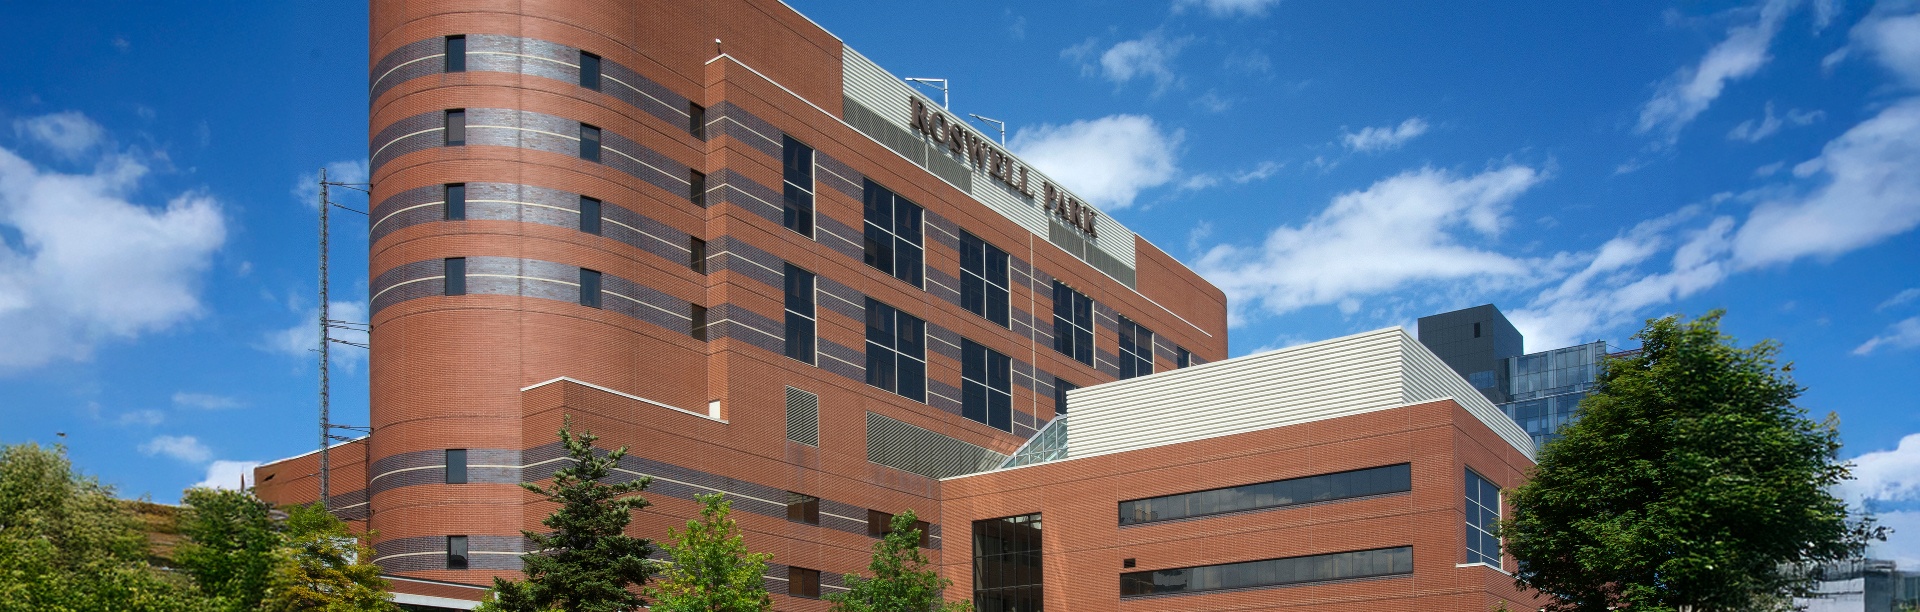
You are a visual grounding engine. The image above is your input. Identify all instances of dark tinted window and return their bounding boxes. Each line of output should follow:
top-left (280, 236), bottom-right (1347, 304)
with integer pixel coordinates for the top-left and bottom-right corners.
top-left (445, 110), bottom-right (466, 146)
top-left (444, 36), bottom-right (466, 72)
top-left (445, 449), bottom-right (467, 484)
top-left (444, 258), bottom-right (466, 296)
top-left (1120, 546), bottom-right (1412, 597)
top-left (959, 231), bottom-right (1010, 327)
top-left (1177, 347), bottom-right (1192, 368)
top-left (446, 536), bottom-right (469, 570)
top-left (781, 136), bottom-right (815, 238)
top-left (1053, 378), bottom-right (1076, 415)
top-left (579, 196), bottom-right (601, 235)
top-left (786, 492), bottom-right (820, 525)
top-left (688, 237), bottom-right (707, 274)
top-left (867, 509), bottom-right (892, 537)
top-left (862, 179), bottom-right (923, 288)
top-left (579, 124), bottom-right (601, 162)
top-left (962, 339), bottom-right (1012, 431)
top-left (972, 513), bottom-right (1042, 611)
top-left (579, 269), bottom-right (602, 308)
top-left (1051, 282), bottom-right (1094, 366)
top-left (688, 103), bottom-right (706, 139)
top-left (690, 305), bottom-right (707, 341)
top-left (789, 567), bottom-right (820, 598)
top-left (689, 170), bottom-right (706, 207)
top-left (783, 264), bottom-right (815, 363)
top-left (444, 184), bottom-right (465, 221)
top-left (1119, 463), bottom-right (1411, 526)
top-left (1117, 316), bottom-right (1154, 380)
top-left (578, 51), bottom-right (600, 90)
top-left (1466, 468), bottom-right (1501, 567)
top-left (865, 299), bottom-right (926, 402)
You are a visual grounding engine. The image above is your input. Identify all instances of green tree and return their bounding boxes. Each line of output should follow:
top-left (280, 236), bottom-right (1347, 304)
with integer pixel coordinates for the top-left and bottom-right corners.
top-left (648, 493), bottom-right (772, 612)
top-left (177, 487), bottom-right (282, 611)
top-left (263, 502), bottom-right (397, 612)
top-left (480, 418), bottom-right (656, 612)
top-left (0, 442), bottom-right (206, 612)
top-left (1502, 312), bottom-right (1878, 611)
top-left (826, 510), bottom-right (970, 612)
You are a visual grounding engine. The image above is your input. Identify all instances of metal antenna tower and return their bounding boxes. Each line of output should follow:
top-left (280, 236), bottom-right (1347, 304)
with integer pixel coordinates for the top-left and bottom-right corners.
top-left (315, 167), bottom-right (371, 513)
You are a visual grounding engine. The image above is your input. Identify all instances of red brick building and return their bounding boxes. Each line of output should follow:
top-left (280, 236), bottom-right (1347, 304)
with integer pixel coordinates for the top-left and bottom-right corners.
top-left (253, 1), bottom-right (1543, 609)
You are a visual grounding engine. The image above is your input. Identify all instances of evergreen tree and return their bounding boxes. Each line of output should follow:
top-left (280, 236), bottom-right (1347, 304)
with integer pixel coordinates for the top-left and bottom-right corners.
top-left (1502, 312), bottom-right (1879, 611)
top-left (264, 502), bottom-right (397, 612)
top-left (826, 510), bottom-right (971, 612)
top-left (177, 487), bottom-right (282, 611)
top-left (648, 493), bottom-right (772, 612)
top-left (480, 418), bottom-right (656, 612)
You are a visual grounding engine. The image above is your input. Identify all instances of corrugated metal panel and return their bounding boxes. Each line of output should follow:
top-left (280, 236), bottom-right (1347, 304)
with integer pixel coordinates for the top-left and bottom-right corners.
top-left (1400, 336), bottom-right (1536, 460)
top-left (785, 386), bottom-right (820, 446)
top-left (865, 412), bottom-right (1007, 479)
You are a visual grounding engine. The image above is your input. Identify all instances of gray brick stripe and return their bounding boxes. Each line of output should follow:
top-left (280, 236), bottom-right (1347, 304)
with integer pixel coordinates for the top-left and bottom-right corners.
top-left (369, 108), bottom-right (692, 204)
top-left (371, 34), bottom-right (692, 131)
top-left (371, 257), bottom-right (699, 339)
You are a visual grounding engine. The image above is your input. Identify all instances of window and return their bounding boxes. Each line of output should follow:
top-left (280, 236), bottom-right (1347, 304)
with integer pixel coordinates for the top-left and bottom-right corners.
top-left (578, 51), bottom-right (601, 90)
top-left (867, 509), bottom-right (893, 537)
top-left (444, 258), bottom-right (466, 296)
top-left (1466, 468), bottom-right (1501, 567)
top-left (688, 103), bottom-right (706, 139)
top-left (1120, 546), bottom-right (1412, 597)
top-left (1053, 378), bottom-right (1076, 415)
top-left (864, 299), bottom-right (926, 402)
top-left (445, 449), bottom-right (467, 484)
top-left (972, 514), bottom-right (1042, 611)
top-left (962, 339), bottom-right (1012, 431)
top-left (688, 237), bottom-right (707, 274)
top-left (446, 536), bottom-right (469, 570)
top-left (959, 231), bottom-right (1010, 327)
top-left (444, 109), bottom-right (466, 146)
top-left (862, 179), bottom-right (923, 288)
top-left (1119, 463), bottom-right (1411, 526)
top-left (783, 264), bottom-right (815, 363)
top-left (1051, 282), bottom-right (1094, 366)
top-left (579, 269), bottom-right (602, 308)
top-left (1474, 322), bottom-right (1482, 338)
top-left (444, 35), bottom-right (465, 72)
top-left (788, 566), bottom-right (821, 598)
top-left (1117, 316), bottom-right (1154, 380)
top-left (579, 196), bottom-right (601, 235)
top-left (1177, 347), bottom-right (1192, 369)
top-left (689, 170), bottom-right (706, 207)
top-left (579, 123), bottom-right (601, 162)
top-left (781, 136), bottom-right (815, 238)
top-left (690, 305), bottom-right (707, 341)
top-left (444, 183), bottom-right (466, 221)
top-left (786, 492), bottom-right (820, 525)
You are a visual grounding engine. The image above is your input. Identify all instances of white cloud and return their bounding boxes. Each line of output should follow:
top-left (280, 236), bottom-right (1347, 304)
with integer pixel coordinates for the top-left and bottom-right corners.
top-left (1011, 115), bottom-right (1182, 210)
top-left (1510, 213), bottom-right (1736, 349)
top-left (1836, 434), bottom-right (1920, 566)
top-left (1174, 0), bottom-right (1282, 17)
top-left (1070, 32), bottom-right (1190, 95)
top-left (1879, 288), bottom-right (1920, 310)
top-left (1194, 164), bottom-right (1550, 322)
top-left (1182, 160), bottom-right (1285, 191)
top-left (1636, 0), bottom-right (1797, 140)
top-left (196, 460), bottom-right (264, 491)
top-left (0, 117), bottom-right (227, 370)
top-left (140, 435), bottom-right (212, 464)
top-left (262, 300), bottom-right (370, 371)
top-left (172, 392), bottom-right (242, 410)
top-left (1341, 117), bottom-right (1430, 152)
top-left (1852, 8), bottom-right (1920, 87)
top-left (1854, 317), bottom-right (1920, 355)
top-left (292, 159), bottom-right (369, 210)
top-left (1727, 102), bottom-right (1825, 142)
top-left (1869, 510), bottom-right (1920, 569)
top-left (11, 111), bottom-right (106, 160)
top-left (115, 410), bottom-right (165, 427)
top-left (1730, 98), bottom-right (1920, 268)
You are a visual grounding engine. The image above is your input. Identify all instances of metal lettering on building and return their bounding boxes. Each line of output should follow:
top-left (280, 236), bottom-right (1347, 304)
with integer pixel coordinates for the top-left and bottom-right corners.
top-left (909, 97), bottom-right (1097, 239)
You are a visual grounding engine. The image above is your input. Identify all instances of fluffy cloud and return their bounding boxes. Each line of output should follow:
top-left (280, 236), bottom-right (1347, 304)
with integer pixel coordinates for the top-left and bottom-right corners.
top-left (1729, 98), bottom-right (1920, 268)
top-left (1726, 102), bottom-right (1824, 142)
top-left (1173, 0), bottom-right (1283, 18)
top-left (292, 159), bottom-right (369, 209)
top-left (1194, 164), bottom-right (1549, 321)
top-left (1067, 32), bottom-right (1189, 95)
top-left (0, 115), bottom-right (227, 370)
top-left (140, 435), bottom-right (212, 464)
top-left (1880, 288), bottom-right (1920, 311)
top-left (1851, 7), bottom-right (1920, 87)
top-left (196, 460), bottom-right (264, 491)
top-left (1181, 160), bottom-right (1284, 190)
top-left (12, 111), bottom-right (106, 160)
top-left (1854, 317), bottom-right (1920, 355)
top-left (1011, 115), bottom-right (1182, 210)
top-left (172, 392), bottom-right (242, 410)
top-left (261, 300), bottom-right (370, 370)
top-left (1341, 117), bottom-right (1430, 152)
top-left (1509, 212), bottom-right (1736, 349)
top-left (1636, 0), bottom-right (1799, 140)
top-left (1836, 434), bottom-right (1920, 566)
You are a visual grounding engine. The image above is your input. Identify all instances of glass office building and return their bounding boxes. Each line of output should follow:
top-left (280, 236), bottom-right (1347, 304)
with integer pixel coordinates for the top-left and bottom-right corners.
top-left (1418, 306), bottom-right (1630, 449)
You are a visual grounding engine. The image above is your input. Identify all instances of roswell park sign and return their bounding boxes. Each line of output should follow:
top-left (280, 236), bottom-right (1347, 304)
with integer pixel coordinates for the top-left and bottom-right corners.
top-left (909, 97), bottom-right (1098, 238)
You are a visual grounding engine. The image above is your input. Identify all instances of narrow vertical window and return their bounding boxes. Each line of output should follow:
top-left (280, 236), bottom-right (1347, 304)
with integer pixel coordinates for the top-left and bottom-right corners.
top-left (444, 258), bottom-right (466, 296)
top-left (959, 231), bottom-right (1010, 327)
top-left (864, 299), bottom-right (925, 402)
top-left (444, 110), bottom-right (466, 146)
top-left (1467, 468), bottom-right (1502, 567)
top-left (1051, 282), bottom-right (1094, 366)
top-left (781, 136), bottom-right (815, 238)
top-left (1177, 347), bottom-right (1192, 369)
top-left (688, 103), bottom-right (706, 139)
top-left (579, 196), bottom-right (602, 235)
top-left (867, 509), bottom-right (893, 537)
top-left (862, 179), bottom-right (923, 288)
top-left (444, 183), bottom-right (466, 221)
top-left (579, 269), bottom-right (602, 308)
top-left (786, 492), bottom-right (820, 525)
top-left (445, 449), bottom-right (467, 484)
top-left (788, 567), bottom-right (821, 598)
top-left (1117, 316), bottom-right (1155, 380)
top-left (579, 124), bottom-right (601, 162)
top-left (690, 305), bottom-right (707, 341)
top-left (578, 51), bottom-right (601, 90)
top-left (444, 35), bottom-right (466, 72)
top-left (689, 170), bottom-right (706, 207)
top-left (962, 339), bottom-right (1012, 431)
top-left (1474, 322), bottom-right (1482, 338)
top-left (446, 536), bottom-right (469, 570)
top-left (688, 237), bottom-right (707, 274)
top-left (1053, 378), bottom-right (1076, 415)
top-left (783, 264), bottom-right (815, 363)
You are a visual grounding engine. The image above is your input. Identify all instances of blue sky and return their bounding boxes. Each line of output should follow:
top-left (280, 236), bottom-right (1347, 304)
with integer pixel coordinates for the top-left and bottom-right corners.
top-left (0, 0), bottom-right (1916, 565)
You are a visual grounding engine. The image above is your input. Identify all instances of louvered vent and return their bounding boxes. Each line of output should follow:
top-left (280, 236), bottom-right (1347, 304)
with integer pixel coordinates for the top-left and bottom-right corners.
top-left (785, 387), bottom-right (819, 446)
top-left (864, 412), bottom-right (1007, 479)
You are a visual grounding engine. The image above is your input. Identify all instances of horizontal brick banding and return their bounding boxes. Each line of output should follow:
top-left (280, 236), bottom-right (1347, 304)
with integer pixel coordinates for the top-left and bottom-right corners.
top-left (370, 183), bottom-right (693, 267)
top-left (371, 108), bottom-right (691, 201)
top-left (371, 256), bottom-right (696, 338)
top-left (372, 34), bottom-right (692, 132)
